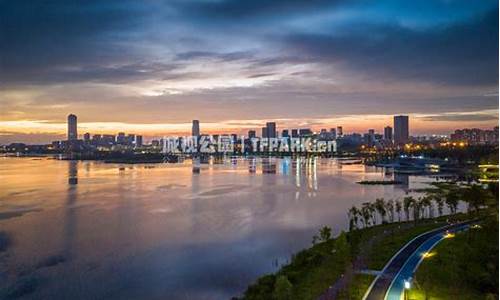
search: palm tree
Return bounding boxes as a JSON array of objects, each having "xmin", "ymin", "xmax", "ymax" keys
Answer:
[
  {"xmin": 463, "ymin": 184, "xmax": 486, "ymax": 215},
  {"xmin": 319, "ymin": 226, "xmax": 332, "ymax": 241},
  {"xmin": 413, "ymin": 198, "xmax": 422, "ymax": 224},
  {"xmin": 348, "ymin": 206, "xmax": 360, "ymax": 231},
  {"xmin": 368, "ymin": 202, "xmax": 377, "ymax": 225},
  {"xmin": 361, "ymin": 202, "xmax": 372, "ymax": 227},
  {"xmin": 374, "ymin": 198, "xmax": 387, "ymax": 224},
  {"xmin": 421, "ymin": 196, "xmax": 433, "ymax": 219},
  {"xmin": 431, "ymin": 192, "xmax": 445, "ymax": 217},
  {"xmin": 385, "ymin": 199, "xmax": 395, "ymax": 223},
  {"xmin": 395, "ymin": 199, "xmax": 402, "ymax": 222},
  {"xmin": 403, "ymin": 196, "xmax": 414, "ymax": 221},
  {"xmin": 445, "ymin": 189, "xmax": 459, "ymax": 214}
]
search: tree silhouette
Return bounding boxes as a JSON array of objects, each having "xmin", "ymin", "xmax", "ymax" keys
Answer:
[
  {"xmin": 385, "ymin": 199, "xmax": 395, "ymax": 223},
  {"xmin": 374, "ymin": 198, "xmax": 387, "ymax": 224},
  {"xmin": 395, "ymin": 199, "xmax": 402, "ymax": 222},
  {"xmin": 361, "ymin": 202, "xmax": 372, "ymax": 227},
  {"xmin": 348, "ymin": 206, "xmax": 360, "ymax": 231},
  {"xmin": 403, "ymin": 196, "xmax": 415, "ymax": 221}
]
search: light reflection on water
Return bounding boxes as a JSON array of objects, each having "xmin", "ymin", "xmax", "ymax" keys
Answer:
[{"xmin": 0, "ymin": 157, "xmax": 432, "ymax": 299}]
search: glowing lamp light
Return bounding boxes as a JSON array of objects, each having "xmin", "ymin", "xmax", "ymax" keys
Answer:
[
  {"xmin": 422, "ymin": 252, "xmax": 436, "ymax": 259},
  {"xmin": 404, "ymin": 280, "xmax": 411, "ymax": 290},
  {"xmin": 444, "ymin": 232, "xmax": 455, "ymax": 239}
]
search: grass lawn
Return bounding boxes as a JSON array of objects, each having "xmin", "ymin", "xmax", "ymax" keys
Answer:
[
  {"xmin": 243, "ymin": 232, "xmax": 351, "ymax": 300},
  {"xmin": 338, "ymin": 274, "xmax": 374, "ymax": 299}
]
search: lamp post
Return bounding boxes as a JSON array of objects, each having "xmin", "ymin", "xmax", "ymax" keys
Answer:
[{"xmin": 404, "ymin": 279, "xmax": 411, "ymax": 300}]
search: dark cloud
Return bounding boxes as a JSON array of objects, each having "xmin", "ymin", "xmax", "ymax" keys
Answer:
[
  {"xmin": 175, "ymin": 51, "xmax": 255, "ymax": 62},
  {"xmin": 0, "ymin": 0, "xmax": 148, "ymax": 86},
  {"xmin": 175, "ymin": 0, "xmax": 347, "ymax": 20},
  {"xmin": 282, "ymin": 9, "xmax": 498, "ymax": 86},
  {"xmin": 0, "ymin": 62, "xmax": 186, "ymax": 85},
  {"xmin": 247, "ymin": 73, "xmax": 276, "ymax": 79}
]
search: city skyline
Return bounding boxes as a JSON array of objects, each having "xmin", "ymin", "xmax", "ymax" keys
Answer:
[{"xmin": 1, "ymin": 1, "xmax": 498, "ymax": 144}]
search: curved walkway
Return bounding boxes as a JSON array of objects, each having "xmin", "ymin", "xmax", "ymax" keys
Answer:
[{"xmin": 363, "ymin": 220, "xmax": 475, "ymax": 300}]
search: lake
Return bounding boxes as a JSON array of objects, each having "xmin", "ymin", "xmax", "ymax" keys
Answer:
[{"xmin": 0, "ymin": 157, "xmax": 434, "ymax": 299}]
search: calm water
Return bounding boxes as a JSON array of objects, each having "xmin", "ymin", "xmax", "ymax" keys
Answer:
[{"xmin": 0, "ymin": 157, "xmax": 433, "ymax": 299}]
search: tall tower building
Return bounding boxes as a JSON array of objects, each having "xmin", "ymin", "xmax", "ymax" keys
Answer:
[
  {"xmin": 336, "ymin": 126, "xmax": 343, "ymax": 137},
  {"xmin": 330, "ymin": 128, "xmax": 337, "ymax": 139},
  {"xmin": 192, "ymin": 120, "xmax": 200, "ymax": 136},
  {"xmin": 261, "ymin": 127, "xmax": 268, "ymax": 138},
  {"xmin": 394, "ymin": 115, "xmax": 409, "ymax": 145},
  {"xmin": 67, "ymin": 114, "xmax": 78, "ymax": 141},
  {"xmin": 384, "ymin": 126, "xmax": 393, "ymax": 141},
  {"xmin": 266, "ymin": 122, "xmax": 276, "ymax": 138}
]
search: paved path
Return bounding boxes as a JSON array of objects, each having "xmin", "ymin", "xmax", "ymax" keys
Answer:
[
  {"xmin": 363, "ymin": 221, "xmax": 475, "ymax": 300},
  {"xmin": 384, "ymin": 223, "xmax": 470, "ymax": 300}
]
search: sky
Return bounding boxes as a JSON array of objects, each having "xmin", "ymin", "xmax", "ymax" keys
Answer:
[{"xmin": 0, "ymin": 0, "xmax": 498, "ymax": 144}]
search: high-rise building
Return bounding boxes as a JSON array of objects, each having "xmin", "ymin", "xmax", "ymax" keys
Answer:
[
  {"xmin": 394, "ymin": 115, "xmax": 409, "ymax": 145},
  {"xmin": 266, "ymin": 122, "xmax": 276, "ymax": 138},
  {"xmin": 384, "ymin": 126, "xmax": 393, "ymax": 141},
  {"xmin": 83, "ymin": 132, "xmax": 90, "ymax": 143},
  {"xmin": 192, "ymin": 120, "xmax": 200, "ymax": 136},
  {"xmin": 281, "ymin": 129, "xmax": 289, "ymax": 138},
  {"xmin": 67, "ymin": 114, "xmax": 78, "ymax": 141},
  {"xmin": 261, "ymin": 127, "xmax": 267, "ymax": 138},
  {"xmin": 248, "ymin": 130, "xmax": 256, "ymax": 139},
  {"xmin": 299, "ymin": 128, "xmax": 312, "ymax": 136},
  {"xmin": 135, "ymin": 135, "xmax": 143, "ymax": 147},
  {"xmin": 117, "ymin": 132, "xmax": 126, "ymax": 144},
  {"xmin": 330, "ymin": 128, "xmax": 337, "ymax": 139},
  {"xmin": 336, "ymin": 126, "xmax": 343, "ymax": 137},
  {"xmin": 102, "ymin": 134, "xmax": 115, "ymax": 146},
  {"xmin": 367, "ymin": 129, "xmax": 375, "ymax": 147},
  {"xmin": 127, "ymin": 134, "xmax": 135, "ymax": 146},
  {"xmin": 291, "ymin": 129, "xmax": 299, "ymax": 138}
]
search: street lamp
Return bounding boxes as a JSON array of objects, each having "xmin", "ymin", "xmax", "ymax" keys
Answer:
[{"xmin": 404, "ymin": 279, "xmax": 411, "ymax": 300}]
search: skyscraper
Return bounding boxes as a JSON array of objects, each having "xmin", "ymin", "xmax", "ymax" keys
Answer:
[
  {"xmin": 384, "ymin": 126, "xmax": 393, "ymax": 141},
  {"xmin": 394, "ymin": 115, "xmax": 409, "ymax": 144},
  {"xmin": 266, "ymin": 122, "xmax": 276, "ymax": 138},
  {"xmin": 192, "ymin": 120, "xmax": 200, "ymax": 136},
  {"xmin": 367, "ymin": 129, "xmax": 375, "ymax": 147},
  {"xmin": 330, "ymin": 128, "xmax": 337, "ymax": 139},
  {"xmin": 67, "ymin": 114, "xmax": 77, "ymax": 141},
  {"xmin": 261, "ymin": 127, "xmax": 268, "ymax": 138},
  {"xmin": 135, "ymin": 135, "xmax": 143, "ymax": 147},
  {"xmin": 336, "ymin": 126, "xmax": 343, "ymax": 137},
  {"xmin": 281, "ymin": 129, "xmax": 289, "ymax": 138},
  {"xmin": 117, "ymin": 132, "xmax": 126, "ymax": 144},
  {"xmin": 248, "ymin": 130, "xmax": 256, "ymax": 139}
]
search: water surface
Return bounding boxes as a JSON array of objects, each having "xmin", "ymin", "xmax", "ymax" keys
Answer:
[{"xmin": 0, "ymin": 157, "xmax": 431, "ymax": 299}]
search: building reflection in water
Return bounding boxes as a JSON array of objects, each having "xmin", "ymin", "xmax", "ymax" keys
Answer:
[
  {"xmin": 294, "ymin": 158, "xmax": 301, "ymax": 188},
  {"xmin": 248, "ymin": 157, "xmax": 256, "ymax": 173},
  {"xmin": 192, "ymin": 157, "xmax": 201, "ymax": 174},
  {"xmin": 262, "ymin": 157, "xmax": 277, "ymax": 174},
  {"xmin": 68, "ymin": 159, "xmax": 78, "ymax": 185},
  {"xmin": 291, "ymin": 157, "xmax": 318, "ymax": 191},
  {"xmin": 280, "ymin": 158, "xmax": 290, "ymax": 176},
  {"xmin": 63, "ymin": 160, "xmax": 78, "ymax": 260}
]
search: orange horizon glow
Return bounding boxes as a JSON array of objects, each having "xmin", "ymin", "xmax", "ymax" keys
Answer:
[{"xmin": 1, "ymin": 111, "xmax": 498, "ymax": 144}]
